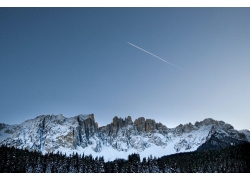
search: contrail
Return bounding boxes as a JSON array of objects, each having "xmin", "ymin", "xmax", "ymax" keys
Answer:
[{"xmin": 127, "ymin": 42, "xmax": 181, "ymax": 70}]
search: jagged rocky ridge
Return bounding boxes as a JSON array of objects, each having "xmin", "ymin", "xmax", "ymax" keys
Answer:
[{"xmin": 0, "ymin": 114, "xmax": 249, "ymax": 161}]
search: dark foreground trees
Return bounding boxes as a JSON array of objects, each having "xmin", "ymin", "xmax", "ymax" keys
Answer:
[{"xmin": 0, "ymin": 143, "xmax": 250, "ymax": 173}]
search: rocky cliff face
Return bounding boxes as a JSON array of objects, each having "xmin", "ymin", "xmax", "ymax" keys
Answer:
[
  {"xmin": 0, "ymin": 114, "xmax": 100, "ymax": 153},
  {"xmin": 134, "ymin": 117, "xmax": 168, "ymax": 134},
  {"xmin": 196, "ymin": 132, "xmax": 249, "ymax": 152},
  {"xmin": 0, "ymin": 114, "xmax": 249, "ymax": 161},
  {"xmin": 98, "ymin": 116, "xmax": 169, "ymax": 152}
]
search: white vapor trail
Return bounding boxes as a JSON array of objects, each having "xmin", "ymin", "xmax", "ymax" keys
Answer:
[{"xmin": 127, "ymin": 42, "xmax": 181, "ymax": 70}]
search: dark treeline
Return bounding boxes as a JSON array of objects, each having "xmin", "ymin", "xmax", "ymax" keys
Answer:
[{"xmin": 0, "ymin": 143, "xmax": 250, "ymax": 173}]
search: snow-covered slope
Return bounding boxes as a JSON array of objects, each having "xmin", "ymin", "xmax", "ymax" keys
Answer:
[
  {"xmin": 239, "ymin": 129, "xmax": 250, "ymax": 141},
  {"xmin": 0, "ymin": 114, "xmax": 249, "ymax": 162}
]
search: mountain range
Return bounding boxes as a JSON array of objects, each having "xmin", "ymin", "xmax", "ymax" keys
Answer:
[{"xmin": 0, "ymin": 114, "xmax": 249, "ymax": 161}]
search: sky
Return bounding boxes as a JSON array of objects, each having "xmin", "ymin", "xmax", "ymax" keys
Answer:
[{"xmin": 1, "ymin": 6, "xmax": 250, "ymax": 130}]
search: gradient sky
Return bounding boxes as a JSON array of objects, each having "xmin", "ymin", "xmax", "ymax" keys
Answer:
[{"xmin": 1, "ymin": 8, "xmax": 250, "ymax": 130}]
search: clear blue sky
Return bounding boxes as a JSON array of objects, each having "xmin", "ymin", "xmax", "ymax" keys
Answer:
[{"xmin": 1, "ymin": 8, "xmax": 250, "ymax": 130}]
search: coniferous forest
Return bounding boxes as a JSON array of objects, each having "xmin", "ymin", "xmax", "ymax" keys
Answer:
[{"xmin": 0, "ymin": 143, "xmax": 250, "ymax": 173}]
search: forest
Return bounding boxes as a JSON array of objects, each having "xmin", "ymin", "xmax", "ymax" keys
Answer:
[{"xmin": 0, "ymin": 143, "xmax": 250, "ymax": 173}]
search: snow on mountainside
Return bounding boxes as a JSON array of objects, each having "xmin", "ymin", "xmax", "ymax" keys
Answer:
[
  {"xmin": 239, "ymin": 129, "xmax": 250, "ymax": 141},
  {"xmin": 0, "ymin": 114, "xmax": 249, "ymax": 162}
]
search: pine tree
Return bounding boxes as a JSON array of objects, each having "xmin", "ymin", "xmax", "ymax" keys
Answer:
[
  {"xmin": 34, "ymin": 156, "xmax": 44, "ymax": 173},
  {"xmin": 128, "ymin": 153, "xmax": 140, "ymax": 173},
  {"xmin": 141, "ymin": 157, "xmax": 149, "ymax": 173},
  {"xmin": 98, "ymin": 156, "xmax": 105, "ymax": 173},
  {"xmin": 78, "ymin": 153, "xmax": 86, "ymax": 173}
]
